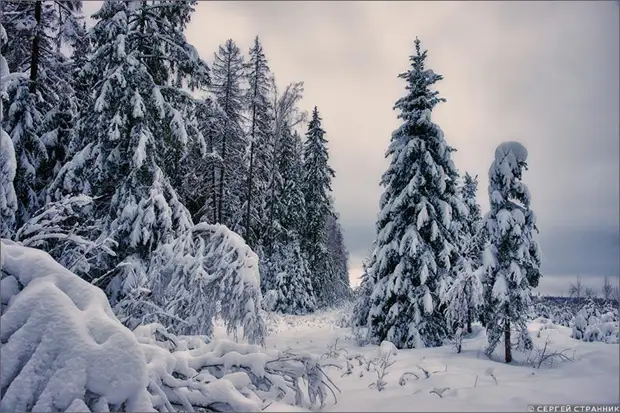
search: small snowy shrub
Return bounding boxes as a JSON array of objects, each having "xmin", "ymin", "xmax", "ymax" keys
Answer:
[
  {"xmin": 367, "ymin": 342, "xmax": 398, "ymax": 391},
  {"xmin": 262, "ymin": 289, "xmax": 279, "ymax": 312},
  {"xmin": 571, "ymin": 300, "xmax": 619, "ymax": 344}
]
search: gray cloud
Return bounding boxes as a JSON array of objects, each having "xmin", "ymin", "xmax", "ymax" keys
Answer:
[{"xmin": 82, "ymin": 1, "xmax": 619, "ymax": 294}]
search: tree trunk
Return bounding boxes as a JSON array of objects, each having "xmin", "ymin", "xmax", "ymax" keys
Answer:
[
  {"xmin": 207, "ymin": 134, "xmax": 217, "ymax": 223},
  {"xmin": 467, "ymin": 308, "xmax": 472, "ymax": 334},
  {"xmin": 29, "ymin": 1, "xmax": 42, "ymax": 94},
  {"xmin": 217, "ymin": 120, "xmax": 227, "ymax": 224},
  {"xmin": 244, "ymin": 141, "xmax": 255, "ymax": 246},
  {"xmin": 504, "ymin": 319, "xmax": 512, "ymax": 363},
  {"xmin": 211, "ymin": 149, "xmax": 217, "ymax": 223},
  {"xmin": 244, "ymin": 56, "xmax": 260, "ymax": 247},
  {"xmin": 217, "ymin": 56, "xmax": 232, "ymax": 224}
]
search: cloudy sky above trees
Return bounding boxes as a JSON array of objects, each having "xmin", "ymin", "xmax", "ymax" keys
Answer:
[{"xmin": 83, "ymin": 1, "xmax": 620, "ymax": 295}]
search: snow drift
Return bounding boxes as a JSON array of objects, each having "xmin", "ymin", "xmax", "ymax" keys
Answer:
[
  {"xmin": 0, "ymin": 240, "xmax": 337, "ymax": 412},
  {"xmin": 0, "ymin": 239, "xmax": 152, "ymax": 412}
]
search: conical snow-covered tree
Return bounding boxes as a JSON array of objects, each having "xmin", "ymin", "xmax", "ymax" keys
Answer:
[
  {"xmin": 302, "ymin": 106, "xmax": 335, "ymax": 307},
  {"xmin": 366, "ymin": 38, "xmax": 466, "ymax": 349},
  {"xmin": 325, "ymin": 206, "xmax": 352, "ymax": 305},
  {"xmin": 48, "ymin": 1, "xmax": 198, "ymax": 296},
  {"xmin": 442, "ymin": 259, "xmax": 484, "ymax": 352},
  {"xmin": 461, "ymin": 173, "xmax": 485, "ymax": 268},
  {"xmin": 211, "ymin": 38, "xmax": 247, "ymax": 228},
  {"xmin": 456, "ymin": 172, "xmax": 485, "ymax": 332},
  {"xmin": 352, "ymin": 246, "xmax": 376, "ymax": 329},
  {"xmin": 270, "ymin": 240, "xmax": 317, "ymax": 315},
  {"xmin": 264, "ymin": 80, "xmax": 306, "ymax": 255},
  {"xmin": 0, "ymin": 23, "xmax": 18, "ymax": 238},
  {"xmin": 243, "ymin": 36, "xmax": 273, "ymax": 249},
  {"xmin": 481, "ymin": 142, "xmax": 541, "ymax": 363}
]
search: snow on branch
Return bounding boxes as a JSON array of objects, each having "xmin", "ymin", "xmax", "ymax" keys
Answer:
[{"xmin": 14, "ymin": 195, "xmax": 117, "ymax": 280}]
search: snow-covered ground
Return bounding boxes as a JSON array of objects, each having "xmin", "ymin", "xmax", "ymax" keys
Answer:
[
  {"xmin": 2, "ymin": 241, "xmax": 618, "ymax": 412},
  {"xmin": 219, "ymin": 310, "xmax": 620, "ymax": 412}
]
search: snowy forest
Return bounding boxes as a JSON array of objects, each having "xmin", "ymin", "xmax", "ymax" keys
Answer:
[{"xmin": 1, "ymin": 1, "xmax": 618, "ymax": 412}]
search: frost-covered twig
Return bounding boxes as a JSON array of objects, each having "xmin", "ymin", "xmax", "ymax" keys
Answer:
[
  {"xmin": 530, "ymin": 337, "xmax": 575, "ymax": 369},
  {"xmin": 429, "ymin": 387, "xmax": 450, "ymax": 398},
  {"xmin": 398, "ymin": 372, "xmax": 420, "ymax": 386},
  {"xmin": 368, "ymin": 352, "xmax": 395, "ymax": 392},
  {"xmin": 321, "ymin": 338, "xmax": 348, "ymax": 360},
  {"xmin": 417, "ymin": 364, "xmax": 431, "ymax": 379},
  {"xmin": 485, "ymin": 367, "xmax": 498, "ymax": 385}
]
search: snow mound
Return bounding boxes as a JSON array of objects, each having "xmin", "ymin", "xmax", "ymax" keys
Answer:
[
  {"xmin": 379, "ymin": 341, "xmax": 398, "ymax": 358},
  {"xmin": 0, "ymin": 240, "xmax": 152, "ymax": 412}
]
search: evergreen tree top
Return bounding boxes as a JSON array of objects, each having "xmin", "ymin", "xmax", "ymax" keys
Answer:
[
  {"xmin": 306, "ymin": 106, "xmax": 326, "ymax": 140},
  {"xmin": 462, "ymin": 173, "xmax": 479, "ymax": 202},
  {"xmin": 395, "ymin": 37, "xmax": 446, "ymax": 117}
]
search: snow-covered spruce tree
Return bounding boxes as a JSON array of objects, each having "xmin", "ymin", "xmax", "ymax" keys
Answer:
[
  {"xmin": 47, "ymin": 0, "xmax": 195, "ymax": 296},
  {"xmin": 128, "ymin": 0, "xmax": 212, "ymax": 221},
  {"xmin": 459, "ymin": 172, "xmax": 485, "ymax": 331},
  {"xmin": 261, "ymin": 81, "xmax": 308, "ymax": 294},
  {"xmin": 480, "ymin": 141, "xmax": 541, "ymax": 363},
  {"xmin": 262, "ymin": 124, "xmax": 318, "ymax": 311},
  {"xmin": 442, "ymin": 259, "xmax": 484, "ymax": 352},
  {"xmin": 0, "ymin": 24, "xmax": 18, "ymax": 238},
  {"xmin": 2, "ymin": 1, "xmax": 81, "ymax": 225},
  {"xmin": 325, "ymin": 205, "xmax": 352, "ymax": 305},
  {"xmin": 263, "ymin": 80, "xmax": 306, "ymax": 254},
  {"xmin": 177, "ymin": 93, "xmax": 226, "ymax": 223},
  {"xmin": 270, "ymin": 239, "xmax": 317, "ymax": 315},
  {"xmin": 302, "ymin": 106, "xmax": 336, "ymax": 307},
  {"xmin": 243, "ymin": 35, "xmax": 273, "ymax": 249},
  {"xmin": 366, "ymin": 38, "xmax": 466, "ymax": 349},
  {"xmin": 212, "ymin": 38, "xmax": 247, "ymax": 228},
  {"xmin": 352, "ymin": 246, "xmax": 376, "ymax": 329}
]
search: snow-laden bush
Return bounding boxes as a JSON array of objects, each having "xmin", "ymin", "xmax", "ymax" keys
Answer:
[
  {"xmin": 262, "ymin": 289, "xmax": 279, "ymax": 312},
  {"xmin": 148, "ymin": 223, "xmax": 266, "ymax": 344},
  {"xmin": 572, "ymin": 300, "xmax": 619, "ymax": 344},
  {"xmin": 0, "ymin": 241, "xmax": 338, "ymax": 412}
]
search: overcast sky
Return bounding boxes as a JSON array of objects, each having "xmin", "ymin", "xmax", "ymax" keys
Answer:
[{"xmin": 84, "ymin": 1, "xmax": 619, "ymax": 295}]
